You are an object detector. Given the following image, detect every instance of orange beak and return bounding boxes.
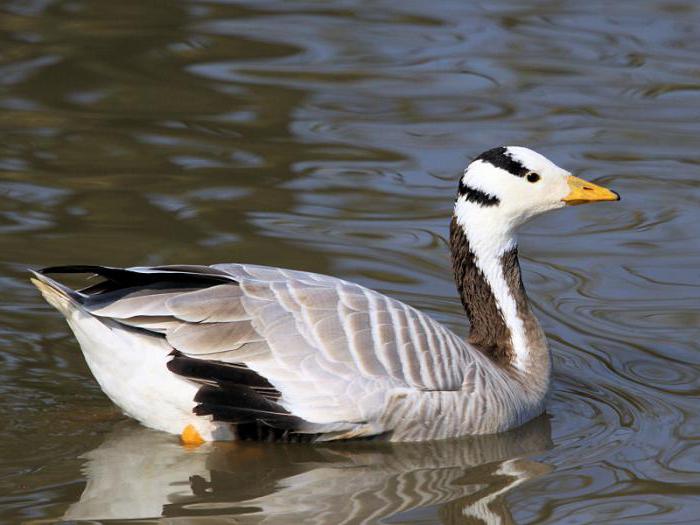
[562,175,620,205]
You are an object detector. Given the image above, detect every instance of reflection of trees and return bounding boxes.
[64,416,551,524]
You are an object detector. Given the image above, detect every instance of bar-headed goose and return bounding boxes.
[32,146,619,443]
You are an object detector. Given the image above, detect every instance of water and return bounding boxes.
[1,0,699,522]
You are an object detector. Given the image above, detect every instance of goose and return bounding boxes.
[31,146,620,444]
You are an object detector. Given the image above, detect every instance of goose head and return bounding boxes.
[451,146,620,372]
[454,146,620,251]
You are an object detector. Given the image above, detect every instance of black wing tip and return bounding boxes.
[37,265,235,292]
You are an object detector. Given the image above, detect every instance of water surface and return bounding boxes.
[1,0,699,523]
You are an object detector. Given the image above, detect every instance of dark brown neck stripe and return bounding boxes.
[449,216,523,365]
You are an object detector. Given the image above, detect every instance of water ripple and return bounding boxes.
[1,0,700,523]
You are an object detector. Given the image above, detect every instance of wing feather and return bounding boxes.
[88,287,200,318]
[166,321,263,356]
[49,263,475,435]
[166,285,248,322]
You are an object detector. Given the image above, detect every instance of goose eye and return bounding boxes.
[526,172,540,183]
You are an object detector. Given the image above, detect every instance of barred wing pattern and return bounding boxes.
[51,264,519,439]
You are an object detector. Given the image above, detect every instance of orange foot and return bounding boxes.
[181,424,205,447]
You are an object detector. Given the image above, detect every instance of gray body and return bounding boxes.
[32,250,548,441]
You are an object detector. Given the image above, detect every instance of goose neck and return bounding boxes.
[450,206,549,381]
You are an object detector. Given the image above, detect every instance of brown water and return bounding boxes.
[1,1,699,523]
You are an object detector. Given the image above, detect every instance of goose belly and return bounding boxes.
[63,308,233,441]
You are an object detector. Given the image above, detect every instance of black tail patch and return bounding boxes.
[168,354,280,399]
[167,353,309,440]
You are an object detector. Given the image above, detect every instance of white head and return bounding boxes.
[454,146,619,251]
[451,146,620,373]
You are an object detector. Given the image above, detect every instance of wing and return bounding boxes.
[40,264,477,435]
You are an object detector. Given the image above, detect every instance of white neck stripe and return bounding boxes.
[454,197,529,371]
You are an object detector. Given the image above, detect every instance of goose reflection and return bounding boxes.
[64,416,552,524]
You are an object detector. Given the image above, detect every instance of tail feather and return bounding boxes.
[30,270,83,314]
